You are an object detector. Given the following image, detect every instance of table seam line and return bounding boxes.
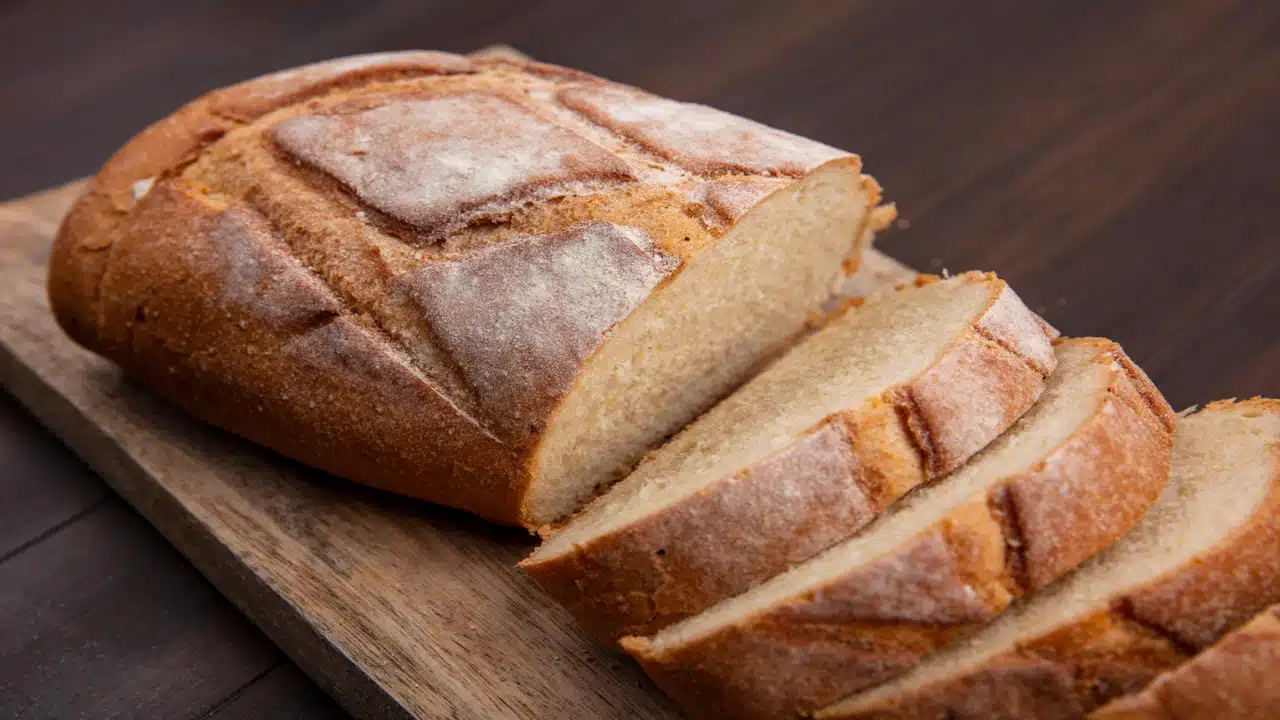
[190,661,285,720]
[0,494,111,567]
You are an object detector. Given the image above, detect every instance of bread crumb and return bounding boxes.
[131,177,156,201]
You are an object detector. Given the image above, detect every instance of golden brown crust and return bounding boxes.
[89,180,524,521]
[825,398,1280,720]
[48,53,480,357]
[47,51,883,526]
[1089,604,1280,719]
[520,275,1058,642]
[833,608,1194,720]
[1006,340,1177,590]
[619,338,1174,720]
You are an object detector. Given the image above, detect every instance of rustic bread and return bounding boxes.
[619,338,1174,719]
[1089,603,1280,719]
[46,51,890,526]
[823,398,1280,720]
[520,272,1058,642]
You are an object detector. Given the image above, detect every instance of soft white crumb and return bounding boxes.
[131,177,156,201]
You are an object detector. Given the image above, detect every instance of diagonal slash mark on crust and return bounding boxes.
[887,299,1056,488]
[986,484,1032,594]
[245,142,490,419]
[241,197,505,446]
[972,324,1053,381]
[238,175,489,415]
[892,387,942,480]
[1111,596,1200,658]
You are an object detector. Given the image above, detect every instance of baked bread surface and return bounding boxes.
[47,51,885,525]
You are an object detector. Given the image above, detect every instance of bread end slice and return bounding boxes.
[823,398,1280,720]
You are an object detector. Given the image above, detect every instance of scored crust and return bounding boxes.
[47,50,885,525]
[1089,604,1280,719]
[520,273,1059,642]
[619,338,1176,720]
[49,51,482,349]
[88,181,525,518]
[824,398,1280,720]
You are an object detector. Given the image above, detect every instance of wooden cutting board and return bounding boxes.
[0,183,914,718]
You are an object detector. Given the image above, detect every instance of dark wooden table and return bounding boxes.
[2,1,1276,717]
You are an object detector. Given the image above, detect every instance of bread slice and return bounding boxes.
[520,272,1058,641]
[822,398,1280,720]
[619,338,1175,720]
[1089,603,1280,719]
[47,51,890,526]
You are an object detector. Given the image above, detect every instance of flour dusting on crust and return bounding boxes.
[214,205,341,327]
[273,92,637,238]
[402,221,678,442]
[559,85,849,177]
[687,178,790,230]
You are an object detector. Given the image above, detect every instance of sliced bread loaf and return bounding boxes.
[520,272,1058,641]
[619,338,1175,720]
[48,51,889,527]
[1090,603,1280,719]
[821,398,1280,720]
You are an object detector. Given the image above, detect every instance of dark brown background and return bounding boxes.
[2,1,1276,717]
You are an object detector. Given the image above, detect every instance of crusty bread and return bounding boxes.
[47,51,890,526]
[520,272,1058,642]
[619,338,1175,719]
[822,398,1280,720]
[1089,603,1280,719]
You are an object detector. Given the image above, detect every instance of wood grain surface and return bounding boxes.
[1,2,1276,718]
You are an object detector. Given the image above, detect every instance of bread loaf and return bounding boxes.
[47,51,889,526]
[1089,603,1280,719]
[620,338,1175,720]
[822,398,1280,720]
[521,272,1058,642]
